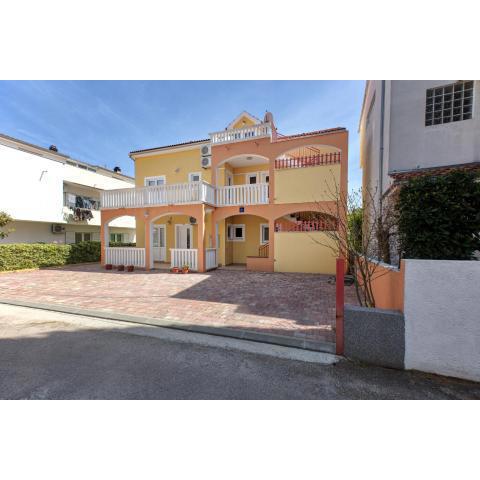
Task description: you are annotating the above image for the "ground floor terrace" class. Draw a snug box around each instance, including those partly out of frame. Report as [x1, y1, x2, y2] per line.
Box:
[0, 264, 358, 345]
[101, 203, 339, 274]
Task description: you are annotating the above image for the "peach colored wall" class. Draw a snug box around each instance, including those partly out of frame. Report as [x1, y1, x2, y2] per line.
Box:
[368, 260, 405, 312]
[246, 256, 274, 272]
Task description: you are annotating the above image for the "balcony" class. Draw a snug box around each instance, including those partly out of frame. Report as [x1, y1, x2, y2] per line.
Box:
[210, 122, 272, 145]
[100, 181, 269, 209]
[216, 183, 268, 206]
[101, 181, 215, 209]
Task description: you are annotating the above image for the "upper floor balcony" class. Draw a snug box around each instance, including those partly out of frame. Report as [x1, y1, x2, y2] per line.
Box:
[100, 181, 269, 209]
[210, 122, 273, 145]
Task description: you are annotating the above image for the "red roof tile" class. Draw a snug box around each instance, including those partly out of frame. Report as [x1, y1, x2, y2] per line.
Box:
[130, 138, 209, 155]
[390, 162, 480, 182]
[275, 127, 346, 141]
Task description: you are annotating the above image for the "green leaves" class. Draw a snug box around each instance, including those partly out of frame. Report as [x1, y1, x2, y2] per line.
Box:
[0, 211, 14, 239]
[398, 171, 480, 260]
[0, 241, 102, 271]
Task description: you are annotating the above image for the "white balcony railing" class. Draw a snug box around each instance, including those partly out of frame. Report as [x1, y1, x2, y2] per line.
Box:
[205, 248, 217, 270]
[210, 122, 272, 145]
[105, 247, 146, 267]
[216, 183, 269, 206]
[101, 181, 215, 209]
[170, 248, 198, 271]
[101, 182, 269, 209]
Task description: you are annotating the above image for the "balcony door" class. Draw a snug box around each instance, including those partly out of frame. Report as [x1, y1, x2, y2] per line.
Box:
[175, 224, 193, 249]
[152, 225, 166, 262]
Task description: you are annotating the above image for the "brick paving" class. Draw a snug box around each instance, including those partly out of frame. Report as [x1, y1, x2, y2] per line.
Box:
[0, 264, 358, 344]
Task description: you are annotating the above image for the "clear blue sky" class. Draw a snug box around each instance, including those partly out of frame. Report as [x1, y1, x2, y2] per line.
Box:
[0, 81, 365, 190]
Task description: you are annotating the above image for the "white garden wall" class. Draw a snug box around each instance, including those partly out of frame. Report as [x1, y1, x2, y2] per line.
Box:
[404, 260, 480, 382]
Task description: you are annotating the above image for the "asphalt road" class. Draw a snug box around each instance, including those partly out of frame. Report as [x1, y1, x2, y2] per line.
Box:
[0, 304, 479, 400]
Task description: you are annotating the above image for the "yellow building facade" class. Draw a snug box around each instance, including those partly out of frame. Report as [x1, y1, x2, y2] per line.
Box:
[100, 111, 348, 274]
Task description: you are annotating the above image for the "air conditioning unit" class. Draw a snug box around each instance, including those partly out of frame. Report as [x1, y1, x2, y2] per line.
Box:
[51, 224, 66, 234]
[201, 156, 211, 168]
[200, 144, 211, 156]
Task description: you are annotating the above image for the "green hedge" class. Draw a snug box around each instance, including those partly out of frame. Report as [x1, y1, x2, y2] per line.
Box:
[0, 241, 102, 271]
[398, 171, 480, 260]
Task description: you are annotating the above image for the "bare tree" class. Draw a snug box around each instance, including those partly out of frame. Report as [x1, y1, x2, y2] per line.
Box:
[311, 182, 399, 308]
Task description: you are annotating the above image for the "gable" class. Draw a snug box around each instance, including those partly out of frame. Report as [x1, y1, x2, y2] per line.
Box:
[227, 111, 261, 130]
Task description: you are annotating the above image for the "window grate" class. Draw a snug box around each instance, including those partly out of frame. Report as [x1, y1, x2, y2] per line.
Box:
[425, 81, 474, 126]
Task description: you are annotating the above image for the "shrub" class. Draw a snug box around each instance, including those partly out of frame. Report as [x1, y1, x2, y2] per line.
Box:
[0, 211, 14, 239]
[0, 241, 102, 271]
[68, 241, 101, 263]
[0, 244, 71, 271]
[397, 171, 480, 260]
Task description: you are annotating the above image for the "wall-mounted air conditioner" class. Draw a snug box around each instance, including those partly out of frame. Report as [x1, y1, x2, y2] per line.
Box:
[52, 224, 66, 234]
[201, 156, 211, 168]
[200, 144, 211, 156]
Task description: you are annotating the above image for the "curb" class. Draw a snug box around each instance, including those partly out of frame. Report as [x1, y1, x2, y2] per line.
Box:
[0, 298, 336, 354]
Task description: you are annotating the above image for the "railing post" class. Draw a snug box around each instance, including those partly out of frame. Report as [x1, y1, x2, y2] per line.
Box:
[336, 257, 345, 355]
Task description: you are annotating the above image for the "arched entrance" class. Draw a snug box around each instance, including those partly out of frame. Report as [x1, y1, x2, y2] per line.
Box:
[148, 212, 199, 270]
[214, 212, 270, 270]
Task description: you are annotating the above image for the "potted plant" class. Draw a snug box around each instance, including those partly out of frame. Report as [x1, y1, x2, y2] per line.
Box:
[171, 266, 179, 273]
[105, 264, 113, 270]
[182, 264, 190, 274]
[126, 265, 134, 272]
[117, 264, 125, 271]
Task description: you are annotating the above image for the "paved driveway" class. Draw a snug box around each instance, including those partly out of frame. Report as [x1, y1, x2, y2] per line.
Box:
[0, 264, 358, 344]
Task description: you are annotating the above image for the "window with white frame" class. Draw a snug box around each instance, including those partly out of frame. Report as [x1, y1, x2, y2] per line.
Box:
[246, 173, 257, 184]
[145, 176, 166, 187]
[227, 224, 245, 241]
[189, 172, 202, 182]
[260, 224, 269, 244]
[260, 171, 269, 183]
[110, 233, 123, 243]
[425, 81, 474, 126]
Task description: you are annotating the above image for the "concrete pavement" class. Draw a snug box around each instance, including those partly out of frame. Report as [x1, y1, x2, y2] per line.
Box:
[0, 304, 479, 399]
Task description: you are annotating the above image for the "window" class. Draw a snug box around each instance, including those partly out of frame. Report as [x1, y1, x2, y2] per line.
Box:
[247, 173, 257, 184]
[260, 172, 269, 183]
[189, 172, 202, 182]
[260, 224, 269, 244]
[425, 81, 474, 126]
[110, 233, 123, 243]
[227, 224, 245, 241]
[145, 176, 166, 187]
[75, 232, 91, 243]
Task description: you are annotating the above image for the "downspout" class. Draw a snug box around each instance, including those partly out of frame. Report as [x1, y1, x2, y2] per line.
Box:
[379, 80, 386, 207]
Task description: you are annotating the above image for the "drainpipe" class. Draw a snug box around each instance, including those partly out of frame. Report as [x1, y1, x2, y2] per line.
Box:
[379, 80, 386, 206]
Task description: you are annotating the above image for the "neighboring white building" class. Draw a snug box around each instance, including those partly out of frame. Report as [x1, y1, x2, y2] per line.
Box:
[359, 80, 479, 198]
[0, 133, 136, 244]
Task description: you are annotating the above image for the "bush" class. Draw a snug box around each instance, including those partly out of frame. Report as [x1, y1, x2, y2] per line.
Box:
[0, 241, 102, 271]
[109, 242, 136, 247]
[397, 171, 480, 260]
[68, 241, 101, 263]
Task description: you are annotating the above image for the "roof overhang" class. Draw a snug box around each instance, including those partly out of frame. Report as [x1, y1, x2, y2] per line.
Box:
[129, 139, 210, 159]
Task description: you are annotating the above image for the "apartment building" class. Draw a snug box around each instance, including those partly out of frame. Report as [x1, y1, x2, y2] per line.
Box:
[359, 80, 479, 198]
[0, 133, 136, 244]
[100, 111, 348, 273]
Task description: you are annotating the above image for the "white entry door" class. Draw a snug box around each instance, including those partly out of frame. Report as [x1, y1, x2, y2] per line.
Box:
[153, 225, 166, 261]
[175, 224, 193, 249]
